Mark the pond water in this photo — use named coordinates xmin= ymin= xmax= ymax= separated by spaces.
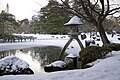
xmin=0 ymin=46 xmax=66 ymax=74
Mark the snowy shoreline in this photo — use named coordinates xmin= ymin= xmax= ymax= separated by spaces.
xmin=0 ymin=33 xmax=120 ymax=52
xmin=0 ymin=34 xmax=70 ymax=52
xmin=0 ymin=34 xmax=120 ymax=80
xmin=0 ymin=34 xmax=82 ymax=56
xmin=0 ymin=40 xmax=67 ymax=52
xmin=0 ymin=51 xmax=120 ymax=80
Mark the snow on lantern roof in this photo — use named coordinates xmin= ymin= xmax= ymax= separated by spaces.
xmin=64 ymin=16 xmax=83 ymax=26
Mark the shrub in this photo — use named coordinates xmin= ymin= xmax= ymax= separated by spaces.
xmin=79 ymin=46 xmax=111 ymax=69
xmin=104 ymin=43 xmax=120 ymax=51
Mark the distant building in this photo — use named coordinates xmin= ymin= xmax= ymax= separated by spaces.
xmin=0 ymin=3 xmax=9 ymax=13
xmin=5 ymin=3 xmax=9 ymax=13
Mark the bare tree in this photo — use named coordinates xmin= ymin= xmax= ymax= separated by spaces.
xmin=60 ymin=0 xmax=120 ymax=45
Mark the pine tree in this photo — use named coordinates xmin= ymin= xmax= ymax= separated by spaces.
xmin=31 ymin=0 xmax=71 ymax=34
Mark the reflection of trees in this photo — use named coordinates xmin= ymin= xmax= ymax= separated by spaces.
xmin=0 ymin=50 xmax=16 ymax=59
xmin=30 ymin=46 xmax=67 ymax=66
xmin=19 ymin=48 xmax=33 ymax=54
xmin=0 ymin=46 xmax=67 ymax=67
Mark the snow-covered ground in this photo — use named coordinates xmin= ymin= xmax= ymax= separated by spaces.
xmin=1 ymin=33 xmax=120 ymax=54
xmin=0 ymin=33 xmax=120 ymax=80
xmin=0 ymin=34 xmax=81 ymax=55
xmin=0 ymin=51 xmax=120 ymax=80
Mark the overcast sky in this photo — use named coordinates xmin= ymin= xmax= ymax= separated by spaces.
xmin=0 ymin=0 xmax=48 ymax=20
xmin=0 ymin=0 xmax=120 ymax=20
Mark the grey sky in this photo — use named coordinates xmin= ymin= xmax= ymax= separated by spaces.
xmin=0 ymin=0 xmax=120 ymax=20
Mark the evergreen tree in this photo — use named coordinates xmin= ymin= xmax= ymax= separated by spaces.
xmin=0 ymin=11 xmax=19 ymax=35
xmin=31 ymin=0 xmax=70 ymax=34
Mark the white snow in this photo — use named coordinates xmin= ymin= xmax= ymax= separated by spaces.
xmin=64 ymin=16 xmax=83 ymax=26
xmin=0 ymin=56 xmax=29 ymax=72
xmin=87 ymin=59 xmax=102 ymax=66
xmin=66 ymin=53 xmax=77 ymax=58
xmin=0 ymin=34 xmax=81 ymax=57
xmin=45 ymin=61 xmax=66 ymax=68
xmin=0 ymin=33 xmax=119 ymax=54
xmin=0 ymin=33 xmax=120 ymax=80
xmin=0 ymin=51 xmax=120 ymax=80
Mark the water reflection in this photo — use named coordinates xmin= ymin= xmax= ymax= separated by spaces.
xmin=0 ymin=50 xmax=16 ymax=59
xmin=0 ymin=46 xmax=66 ymax=74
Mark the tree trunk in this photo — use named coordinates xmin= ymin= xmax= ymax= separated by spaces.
xmin=97 ymin=23 xmax=110 ymax=45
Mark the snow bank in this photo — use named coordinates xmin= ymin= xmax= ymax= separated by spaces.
xmin=0 ymin=51 xmax=120 ymax=80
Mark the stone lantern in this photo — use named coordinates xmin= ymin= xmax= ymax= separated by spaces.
xmin=58 ymin=16 xmax=84 ymax=60
xmin=64 ymin=16 xmax=83 ymax=35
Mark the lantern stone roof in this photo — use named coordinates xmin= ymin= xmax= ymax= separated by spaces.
xmin=64 ymin=16 xmax=83 ymax=26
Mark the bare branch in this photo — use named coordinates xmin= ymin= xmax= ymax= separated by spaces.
xmin=108 ymin=11 xmax=120 ymax=15
xmin=80 ymin=0 xmax=98 ymax=22
xmin=99 ymin=0 xmax=105 ymax=15
xmin=60 ymin=0 xmax=90 ymax=21
xmin=109 ymin=7 xmax=120 ymax=13
xmin=87 ymin=0 xmax=100 ymax=15
xmin=101 ymin=0 xmax=110 ymax=21
xmin=105 ymin=0 xmax=110 ymax=15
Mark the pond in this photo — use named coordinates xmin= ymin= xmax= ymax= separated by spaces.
xmin=0 ymin=46 xmax=67 ymax=74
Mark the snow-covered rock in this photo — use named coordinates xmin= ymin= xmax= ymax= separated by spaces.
xmin=0 ymin=56 xmax=34 ymax=75
xmin=44 ymin=61 xmax=66 ymax=72
xmin=45 ymin=61 xmax=66 ymax=68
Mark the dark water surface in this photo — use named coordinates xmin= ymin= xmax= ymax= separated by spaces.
xmin=0 ymin=46 xmax=64 ymax=74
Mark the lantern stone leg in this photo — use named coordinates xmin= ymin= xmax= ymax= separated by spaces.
xmin=58 ymin=38 xmax=73 ymax=60
xmin=76 ymin=36 xmax=84 ymax=49
xmin=58 ymin=35 xmax=84 ymax=60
